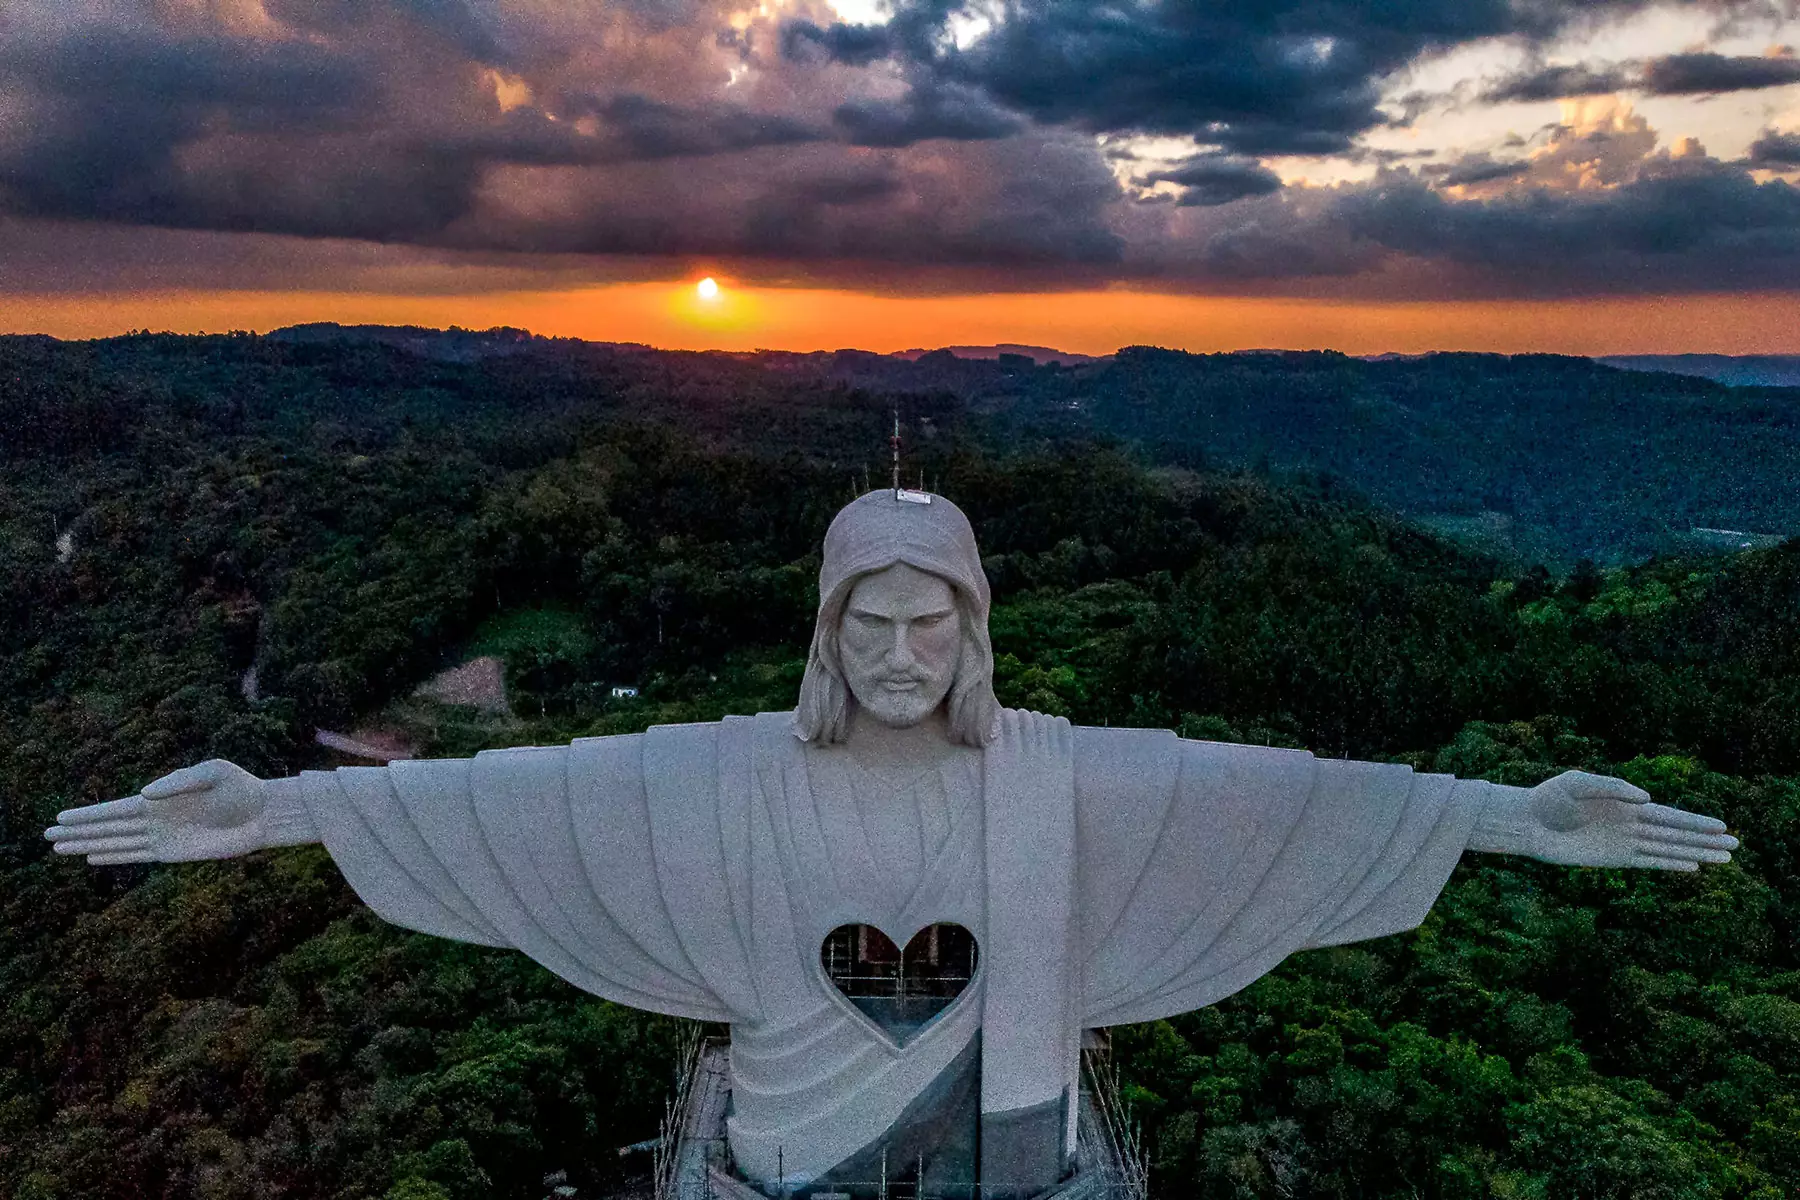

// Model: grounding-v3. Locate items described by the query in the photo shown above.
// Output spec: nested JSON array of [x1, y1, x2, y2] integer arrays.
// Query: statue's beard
[[848, 672, 954, 729]]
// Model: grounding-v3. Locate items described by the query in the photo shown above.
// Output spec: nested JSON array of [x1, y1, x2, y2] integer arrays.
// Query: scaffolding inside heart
[[820, 923, 979, 1045]]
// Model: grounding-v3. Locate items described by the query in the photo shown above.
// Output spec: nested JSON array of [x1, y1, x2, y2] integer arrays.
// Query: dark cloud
[[833, 83, 1023, 146], [1139, 156, 1284, 206], [265, 0, 507, 65], [1342, 145, 1438, 165], [1482, 62, 1633, 103], [1434, 157, 1531, 186], [0, 30, 388, 229], [1750, 129, 1800, 165], [406, 96, 829, 170], [781, 19, 896, 68], [789, 172, 906, 206], [936, 9, 1388, 157], [585, 94, 828, 160], [0, 29, 371, 124], [1334, 170, 1800, 287], [798, 0, 1698, 157], [423, 123, 1126, 274], [1479, 49, 1800, 104], [0, 11, 839, 245], [1123, 191, 1382, 283], [1104, 108, 1800, 297], [1642, 51, 1800, 94], [0, 215, 660, 297]]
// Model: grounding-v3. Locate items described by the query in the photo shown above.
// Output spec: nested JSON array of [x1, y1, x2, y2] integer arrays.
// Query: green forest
[[2, 330, 1798, 1200]]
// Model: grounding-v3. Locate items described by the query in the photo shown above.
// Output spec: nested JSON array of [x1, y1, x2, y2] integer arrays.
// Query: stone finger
[[1639, 802, 1728, 834], [45, 817, 148, 842], [54, 795, 147, 824], [1637, 826, 1738, 851], [142, 768, 220, 801], [53, 834, 151, 856], [1569, 774, 1651, 804], [1635, 843, 1731, 865]]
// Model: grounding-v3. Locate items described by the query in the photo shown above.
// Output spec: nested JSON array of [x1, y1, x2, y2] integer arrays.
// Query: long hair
[[793, 566, 1000, 747]]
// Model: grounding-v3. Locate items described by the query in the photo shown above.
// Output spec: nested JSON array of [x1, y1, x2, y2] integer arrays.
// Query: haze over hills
[[1596, 355, 1800, 389]]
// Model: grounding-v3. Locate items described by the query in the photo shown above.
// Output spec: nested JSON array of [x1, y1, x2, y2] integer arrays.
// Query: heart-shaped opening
[[821, 923, 978, 1045]]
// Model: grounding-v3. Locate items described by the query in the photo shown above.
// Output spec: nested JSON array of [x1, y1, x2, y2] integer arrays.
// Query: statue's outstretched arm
[[44, 759, 317, 865], [1466, 769, 1737, 871]]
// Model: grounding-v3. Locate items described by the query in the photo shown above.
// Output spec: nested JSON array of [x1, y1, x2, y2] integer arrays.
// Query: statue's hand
[[43, 760, 273, 865], [1523, 769, 1737, 870]]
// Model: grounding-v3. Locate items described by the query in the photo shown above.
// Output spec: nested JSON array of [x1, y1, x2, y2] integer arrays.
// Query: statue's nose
[[887, 621, 918, 668]]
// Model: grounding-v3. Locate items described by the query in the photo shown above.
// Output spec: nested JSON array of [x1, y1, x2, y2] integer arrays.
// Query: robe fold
[[298, 710, 1485, 1191]]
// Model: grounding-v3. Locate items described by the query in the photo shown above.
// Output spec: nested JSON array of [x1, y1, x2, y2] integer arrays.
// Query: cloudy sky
[[3, 0, 1799, 352]]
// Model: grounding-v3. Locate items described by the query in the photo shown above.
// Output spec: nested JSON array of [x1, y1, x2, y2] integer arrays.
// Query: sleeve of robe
[[1074, 727, 1489, 1029], [294, 726, 741, 1023]]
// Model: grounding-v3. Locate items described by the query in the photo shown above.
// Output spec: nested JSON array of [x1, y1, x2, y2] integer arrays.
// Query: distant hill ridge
[[267, 324, 1800, 387], [890, 343, 1105, 365], [267, 322, 653, 362], [1230, 347, 1800, 386]]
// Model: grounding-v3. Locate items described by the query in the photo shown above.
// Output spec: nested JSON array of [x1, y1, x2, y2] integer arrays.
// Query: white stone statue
[[45, 491, 1737, 1198]]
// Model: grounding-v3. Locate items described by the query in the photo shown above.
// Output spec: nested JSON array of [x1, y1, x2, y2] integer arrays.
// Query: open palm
[[1526, 769, 1737, 870], [43, 760, 270, 865]]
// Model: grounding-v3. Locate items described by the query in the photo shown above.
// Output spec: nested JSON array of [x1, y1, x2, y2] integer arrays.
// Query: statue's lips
[[877, 679, 922, 691]]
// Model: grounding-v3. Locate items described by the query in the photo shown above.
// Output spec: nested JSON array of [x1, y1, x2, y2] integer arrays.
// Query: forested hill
[[31, 325, 1797, 565], [2, 328, 1799, 1199], [798, 344, 1800, 566]]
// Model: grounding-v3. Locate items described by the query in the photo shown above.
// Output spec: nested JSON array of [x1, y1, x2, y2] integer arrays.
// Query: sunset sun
[[697, 277, 721, 301]]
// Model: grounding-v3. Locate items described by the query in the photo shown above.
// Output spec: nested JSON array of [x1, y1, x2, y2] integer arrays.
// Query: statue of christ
[[45, 490, 1738, 1198]]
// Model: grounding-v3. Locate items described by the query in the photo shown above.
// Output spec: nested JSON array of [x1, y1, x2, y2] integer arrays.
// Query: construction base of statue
[[653, 1034, 1148, 1200]]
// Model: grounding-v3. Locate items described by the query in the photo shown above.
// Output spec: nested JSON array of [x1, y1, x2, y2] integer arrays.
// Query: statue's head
[[794, 490, 999, 746]]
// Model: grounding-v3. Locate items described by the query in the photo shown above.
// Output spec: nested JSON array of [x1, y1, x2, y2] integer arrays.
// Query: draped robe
[[295, 710, 1487, 1193]]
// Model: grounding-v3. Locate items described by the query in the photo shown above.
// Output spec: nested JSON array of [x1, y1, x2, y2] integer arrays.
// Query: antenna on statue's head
[[887, 407, 932, 505]]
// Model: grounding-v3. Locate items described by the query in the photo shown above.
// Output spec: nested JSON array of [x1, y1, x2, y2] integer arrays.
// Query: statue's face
[[838, 563, 963, 729]]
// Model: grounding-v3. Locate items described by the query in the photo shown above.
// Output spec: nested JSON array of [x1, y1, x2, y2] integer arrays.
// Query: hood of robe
[[817, 489, 990, 621]]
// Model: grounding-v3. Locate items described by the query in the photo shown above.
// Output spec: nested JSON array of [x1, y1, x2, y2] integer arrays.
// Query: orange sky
[[7, 284, 1800, 356]]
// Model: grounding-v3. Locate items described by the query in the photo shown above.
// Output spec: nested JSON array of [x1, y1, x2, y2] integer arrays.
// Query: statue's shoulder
[[1064, 723, 1322, 777], [616, 712, 793, 735], [650, 711, 807, 758], [988, 713, 1181, 752], [1065, 720, 1180, 756], [1059, 723, 1175, 785]]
